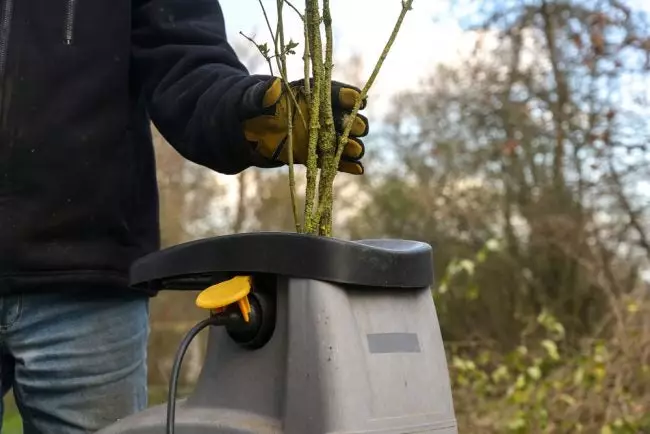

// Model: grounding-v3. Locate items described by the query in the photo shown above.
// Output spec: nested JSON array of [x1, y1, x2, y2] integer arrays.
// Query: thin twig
[[276, 0, 301, 232], [337, 0, 415, 166], [250, 0, 306, 232], [258, 0, 277, 51], [284, 0, 304, 20], [314, 0, 416, 227], [256, 0, 306, 132], [239, 31, 274, 75], [303, 16, 311, 102]]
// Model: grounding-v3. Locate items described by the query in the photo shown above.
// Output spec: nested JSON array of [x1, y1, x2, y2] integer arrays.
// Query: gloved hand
[[240, 77, 369, 175]]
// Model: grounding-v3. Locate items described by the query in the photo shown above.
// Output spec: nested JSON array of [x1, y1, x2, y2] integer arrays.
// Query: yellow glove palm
[[242, 78, 369, 175]]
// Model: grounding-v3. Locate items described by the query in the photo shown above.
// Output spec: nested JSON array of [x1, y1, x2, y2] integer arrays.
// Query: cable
[[166, 316, 220, 434]]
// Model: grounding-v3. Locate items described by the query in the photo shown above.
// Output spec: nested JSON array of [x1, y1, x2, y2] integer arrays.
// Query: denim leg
[[4, 291, 150, 433]]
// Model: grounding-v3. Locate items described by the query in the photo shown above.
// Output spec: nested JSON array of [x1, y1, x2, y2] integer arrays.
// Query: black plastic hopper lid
[[129, 232, 433, 291]]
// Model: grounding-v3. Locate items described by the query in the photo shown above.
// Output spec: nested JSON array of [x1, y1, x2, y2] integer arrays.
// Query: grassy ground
[[2, 395, 22, 433]]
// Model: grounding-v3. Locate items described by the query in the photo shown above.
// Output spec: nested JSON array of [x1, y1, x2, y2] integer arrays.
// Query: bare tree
[[349, 0, 650, 346]]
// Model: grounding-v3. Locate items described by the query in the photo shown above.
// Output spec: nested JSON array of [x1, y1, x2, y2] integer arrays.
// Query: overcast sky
[[205, 1, 650, 219]]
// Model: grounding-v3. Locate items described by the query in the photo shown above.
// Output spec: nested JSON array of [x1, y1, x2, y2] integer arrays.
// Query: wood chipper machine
[[96, 232, 458, 434]]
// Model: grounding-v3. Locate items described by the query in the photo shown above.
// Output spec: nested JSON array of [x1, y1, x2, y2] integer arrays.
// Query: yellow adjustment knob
[[195, 275, 252, 322]]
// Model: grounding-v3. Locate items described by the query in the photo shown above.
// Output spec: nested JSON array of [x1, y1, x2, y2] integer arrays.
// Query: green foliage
[[2, 395, 22, 434], [448, 308, 650, 433], [437, 238, 500, 298], [428, 235, 650, 433], [440, 242, 650, 433]]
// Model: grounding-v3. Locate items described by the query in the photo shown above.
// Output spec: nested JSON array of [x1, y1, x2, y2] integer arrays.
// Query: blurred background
[[5, 0, 650, 432]]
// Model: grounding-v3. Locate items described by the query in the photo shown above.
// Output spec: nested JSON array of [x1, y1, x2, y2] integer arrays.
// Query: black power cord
[[165, 316, 220, 434], [164, 289, 273, 434]]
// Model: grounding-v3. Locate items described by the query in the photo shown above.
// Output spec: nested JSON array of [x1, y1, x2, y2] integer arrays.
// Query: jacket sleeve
[[131, 0, 276, 174]]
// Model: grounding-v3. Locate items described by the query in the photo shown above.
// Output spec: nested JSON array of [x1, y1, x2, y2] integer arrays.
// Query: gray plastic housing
[[98, 236, 458, 433]]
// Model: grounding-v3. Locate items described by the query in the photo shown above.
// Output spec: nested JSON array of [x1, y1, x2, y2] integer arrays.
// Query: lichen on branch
[[247, 0, 415, 236], [313, 0, 415, 235]]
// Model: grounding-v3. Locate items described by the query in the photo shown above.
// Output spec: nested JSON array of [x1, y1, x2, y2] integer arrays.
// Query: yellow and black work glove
[[240, 77, 369, 175]]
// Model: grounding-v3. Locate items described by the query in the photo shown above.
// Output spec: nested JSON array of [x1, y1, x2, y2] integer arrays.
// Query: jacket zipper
[[0, 0, 14, 80], [64, 0, 76, 45]]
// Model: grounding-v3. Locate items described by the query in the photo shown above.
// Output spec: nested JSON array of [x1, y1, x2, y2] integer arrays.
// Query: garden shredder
[[96, 232, 458, 433]]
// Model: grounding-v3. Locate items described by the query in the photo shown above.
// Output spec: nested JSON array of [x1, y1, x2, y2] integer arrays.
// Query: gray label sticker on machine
[[367, 332, 421, 354]]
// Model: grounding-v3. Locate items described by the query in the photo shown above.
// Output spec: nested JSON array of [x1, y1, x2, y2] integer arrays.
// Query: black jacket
[[0, 0, 272, 294]]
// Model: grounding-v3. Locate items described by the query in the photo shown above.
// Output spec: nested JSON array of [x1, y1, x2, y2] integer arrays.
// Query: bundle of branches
[[245, 0, 414, 236]]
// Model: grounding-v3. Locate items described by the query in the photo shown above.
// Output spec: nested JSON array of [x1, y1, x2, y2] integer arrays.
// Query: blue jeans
[[0, 290, 149, 433]]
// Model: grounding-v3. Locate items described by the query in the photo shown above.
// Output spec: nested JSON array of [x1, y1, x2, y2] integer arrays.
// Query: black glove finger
[[334, 108, 369, 138], [331, 80, 367, 110], [338, 158, 364, 175], [288, 78, 367, 111], [338, 134, 365, 160], [239, 77, 283, 120]]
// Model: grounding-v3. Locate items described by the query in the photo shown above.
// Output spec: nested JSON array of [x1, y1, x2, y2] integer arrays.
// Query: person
[[0, 0, 370, 431]]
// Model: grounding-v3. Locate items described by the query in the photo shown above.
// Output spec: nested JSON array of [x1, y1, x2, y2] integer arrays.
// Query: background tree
[[346, 1, 650, 430], [350, 0, 650, 348]]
